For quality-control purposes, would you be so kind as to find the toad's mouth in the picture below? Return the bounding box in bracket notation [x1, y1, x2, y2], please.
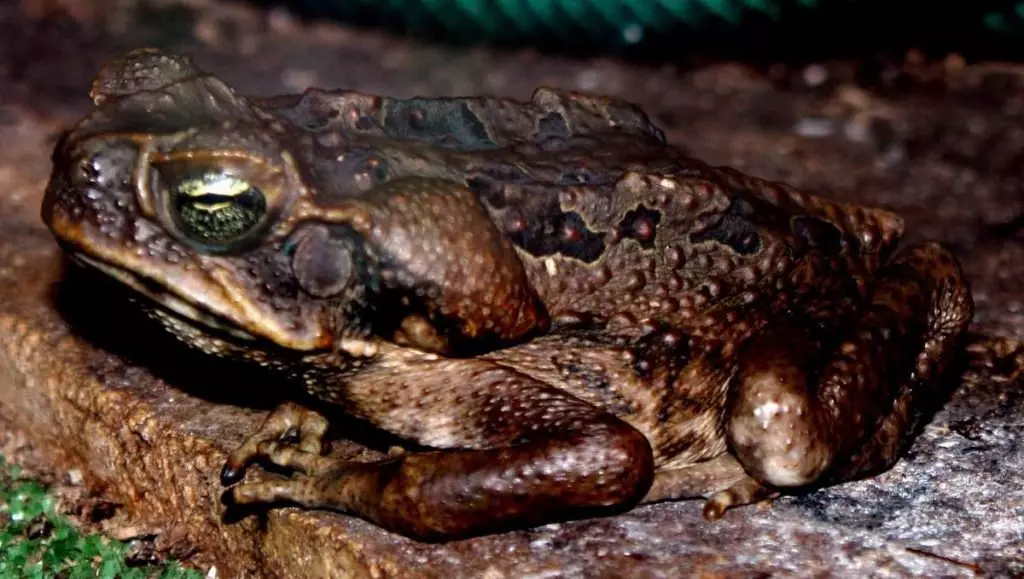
[70, 252, 261, 343]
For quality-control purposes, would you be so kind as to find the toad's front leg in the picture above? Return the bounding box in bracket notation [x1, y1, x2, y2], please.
[222, 354, 655, 541]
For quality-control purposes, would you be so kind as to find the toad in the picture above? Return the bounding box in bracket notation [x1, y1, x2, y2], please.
[42, 49, 973, 541]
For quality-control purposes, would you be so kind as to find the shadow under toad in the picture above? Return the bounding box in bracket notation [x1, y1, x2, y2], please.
[48, 256, 407, 456]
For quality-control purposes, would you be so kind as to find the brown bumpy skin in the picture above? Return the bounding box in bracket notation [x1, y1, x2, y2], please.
[41, 49, 975, 541]
[225, 354, 655, 541]
[720, 243, 971, 507]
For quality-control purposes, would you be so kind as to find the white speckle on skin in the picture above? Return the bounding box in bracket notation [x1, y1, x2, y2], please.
[544, 258, 558, 276]
[753, 401, 784, 430]
[417, 413, 462, 448]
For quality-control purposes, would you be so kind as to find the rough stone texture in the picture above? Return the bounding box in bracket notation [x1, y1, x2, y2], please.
[1, 0, 1023, 577]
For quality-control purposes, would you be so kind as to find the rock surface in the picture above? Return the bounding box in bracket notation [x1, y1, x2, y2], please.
[0, 1, 1022, 577]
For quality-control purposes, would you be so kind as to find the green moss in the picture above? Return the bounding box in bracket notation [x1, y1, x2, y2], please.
[0, 457, 203, 578]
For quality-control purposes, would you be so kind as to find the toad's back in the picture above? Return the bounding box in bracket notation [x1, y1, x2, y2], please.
[264, 87, 906, 334]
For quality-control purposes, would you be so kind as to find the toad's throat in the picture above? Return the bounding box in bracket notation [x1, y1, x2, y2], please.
[70, 253, 261, 343]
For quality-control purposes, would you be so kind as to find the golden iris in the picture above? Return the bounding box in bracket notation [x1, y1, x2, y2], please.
[169, 171, 267, 245]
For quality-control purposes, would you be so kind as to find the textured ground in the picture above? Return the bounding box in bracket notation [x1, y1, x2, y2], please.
[1, 0, 1023, 577]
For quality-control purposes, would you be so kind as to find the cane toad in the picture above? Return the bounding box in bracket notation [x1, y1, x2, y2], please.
[42, 49, 974, 541]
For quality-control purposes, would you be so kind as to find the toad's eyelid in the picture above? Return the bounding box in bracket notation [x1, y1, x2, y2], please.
[177, 175, 251, 198]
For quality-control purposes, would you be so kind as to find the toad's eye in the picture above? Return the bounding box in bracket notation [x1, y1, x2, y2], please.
[167, 171, 267, 246]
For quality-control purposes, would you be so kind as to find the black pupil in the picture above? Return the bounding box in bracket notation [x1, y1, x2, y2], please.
[171, 174, 267, 244]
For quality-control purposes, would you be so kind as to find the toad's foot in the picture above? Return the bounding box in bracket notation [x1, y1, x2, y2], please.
[702, 478, 779, 521]
[221, 402, 331, 485]
[641, 455, 779, 520]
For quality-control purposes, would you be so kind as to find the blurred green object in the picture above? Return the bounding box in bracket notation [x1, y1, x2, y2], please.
[273, 0, 1024, 57]
[0, 456, 202, 578]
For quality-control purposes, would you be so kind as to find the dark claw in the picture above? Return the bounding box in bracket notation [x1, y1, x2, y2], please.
[220, 487, 238, 508]
[220, 463, 245, 485]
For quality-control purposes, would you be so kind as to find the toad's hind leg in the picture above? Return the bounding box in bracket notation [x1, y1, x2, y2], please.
[722, 242, 972, 510]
